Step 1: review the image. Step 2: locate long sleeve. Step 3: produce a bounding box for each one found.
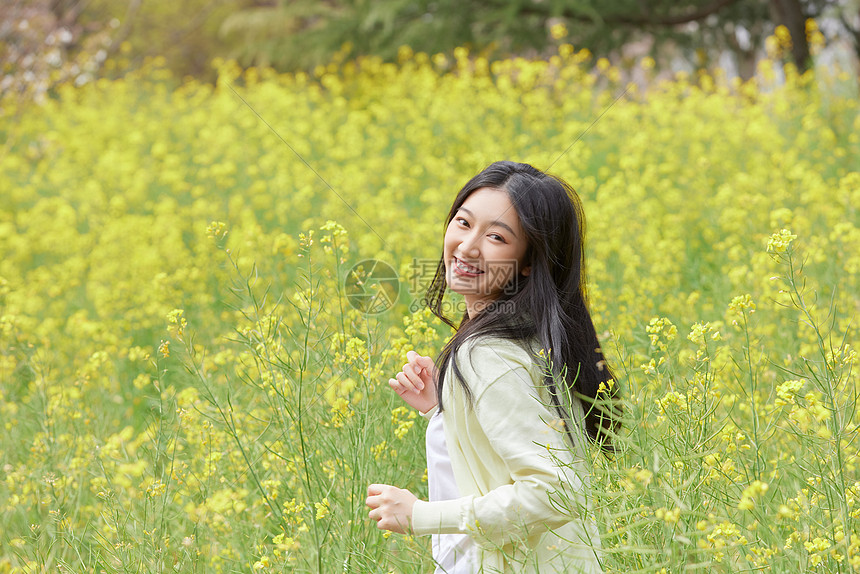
[412,337,594,551]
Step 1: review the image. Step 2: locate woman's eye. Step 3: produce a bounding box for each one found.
[490,234,505,242]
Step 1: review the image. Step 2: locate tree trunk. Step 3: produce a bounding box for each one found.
[726,25,758,81]
[839,9,860,74]
[769,0,811,72]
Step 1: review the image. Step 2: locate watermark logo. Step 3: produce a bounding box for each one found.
[408,296,515,315]
[344,259,400,314]
[406,258,522,296]
[345,258,524,315]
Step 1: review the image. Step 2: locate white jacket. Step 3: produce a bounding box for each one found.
[411,335,604,574]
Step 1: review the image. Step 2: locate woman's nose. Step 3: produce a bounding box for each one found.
[460,233,481,257]
[460,232,481,258]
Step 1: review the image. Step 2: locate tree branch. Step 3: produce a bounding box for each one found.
[105,0,142,59]
[838,12,860,62]
[522,0,744,27]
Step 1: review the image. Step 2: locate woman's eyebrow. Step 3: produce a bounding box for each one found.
[457,207,518,238]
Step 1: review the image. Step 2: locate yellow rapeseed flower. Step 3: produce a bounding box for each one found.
[314,498,330,520]
[767,229,797,253]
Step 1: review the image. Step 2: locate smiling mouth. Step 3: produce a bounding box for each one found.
[453,256,484,274]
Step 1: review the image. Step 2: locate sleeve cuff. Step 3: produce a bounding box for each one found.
[419,404,439,420]
[411,497,471,535]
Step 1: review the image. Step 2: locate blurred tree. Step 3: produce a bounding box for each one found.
[3,0,857,97]
[0,0,118,102]
[1,0,241,102]
[84,0,240,77]
[770,0,812,68]
[834,0,860,63]
[218,0,857,77]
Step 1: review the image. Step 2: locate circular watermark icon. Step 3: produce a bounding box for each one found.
[344,259,400,314]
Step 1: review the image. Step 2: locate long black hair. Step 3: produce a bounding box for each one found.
[426,160,621,454]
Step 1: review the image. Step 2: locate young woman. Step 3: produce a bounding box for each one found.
[366,161,619,573]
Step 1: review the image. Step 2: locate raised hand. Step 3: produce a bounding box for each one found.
[388,350,438,413]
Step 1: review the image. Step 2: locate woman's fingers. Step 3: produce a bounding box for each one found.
[417,354,436,375]
[366,483,388,521]
[405,363,425,390]
[407,350,433,371]
[389,376,417,397]
[389,351,438,409]
[396,364,423,393]
[366,485,382,522]
[406,351,437,384]
[366,483,386,505]
[364,484,417,534]
[388,377,401,393]
[390,372,422,393]
[390,376,437,412]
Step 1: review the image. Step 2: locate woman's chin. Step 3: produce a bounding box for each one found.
[445,281,481,297]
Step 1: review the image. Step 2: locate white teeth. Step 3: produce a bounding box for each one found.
[455,258,482,274]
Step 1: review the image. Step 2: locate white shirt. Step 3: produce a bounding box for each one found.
[413,336,604,574]
[426,410,478,573]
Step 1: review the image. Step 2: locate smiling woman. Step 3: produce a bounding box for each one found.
[369,161,621,573]
[444,187,532,318]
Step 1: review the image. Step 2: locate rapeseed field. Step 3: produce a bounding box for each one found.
[1,39,859,572]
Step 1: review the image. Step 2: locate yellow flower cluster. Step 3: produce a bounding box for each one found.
[738,480,769,510]
[766,228,797,254]
[727,294,756,327]
[391,406,417,440]
[654,506,681,524]
[646,317,677,349]
[775,379,804,406]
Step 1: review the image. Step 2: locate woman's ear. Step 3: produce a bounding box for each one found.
[521,264,531,277]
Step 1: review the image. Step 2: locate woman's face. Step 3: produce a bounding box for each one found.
[443,187,530,317]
